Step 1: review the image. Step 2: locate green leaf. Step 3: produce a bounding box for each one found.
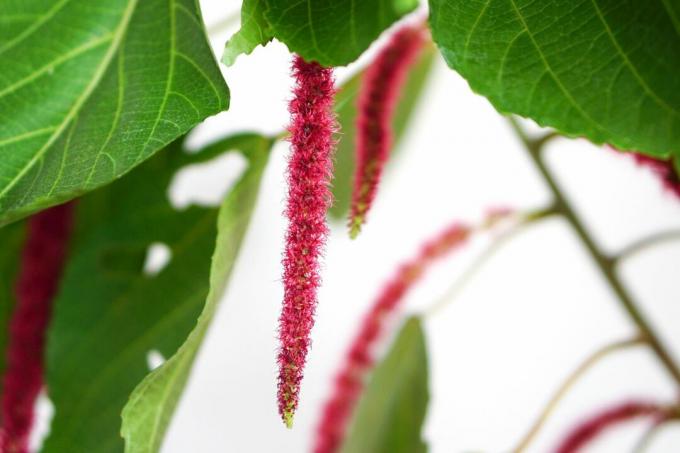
[429,0,680,158]
[330,44,436,220]
[44,134,271,452]
[0,0,229,226]
[341,316,430,453]
[0,222,25,396]
[221,0,273,66]
[225,0,418,67]
[120,137,271,453]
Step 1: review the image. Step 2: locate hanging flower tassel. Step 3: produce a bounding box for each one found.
[313,209,518,453]
[278,55,337,428]
[348,23,427,238]
[631,153,680,199]
[0,203,74,453]
[554,399,670,453]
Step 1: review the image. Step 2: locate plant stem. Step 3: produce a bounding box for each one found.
[508,117,680,386]
[614,229,680,263]
[206,11,240,37]
[512,337,645,453]
[425,209,555,317]
[632,417,680,453]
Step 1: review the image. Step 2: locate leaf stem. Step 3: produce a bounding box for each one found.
[511,337,645,453]
[508,116,680,387]
[206,11,241,37]
[632,415,680,453]
[425,208,555,317]
[614,229,680,264]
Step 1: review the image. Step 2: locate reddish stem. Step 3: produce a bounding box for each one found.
[0,203,74,453]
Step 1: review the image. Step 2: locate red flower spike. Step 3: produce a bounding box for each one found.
[348,23,428,238]
[0,203,74,453]
[278,55,338,428]
[555,400,669,453]
[632,153,680,199]
[313,221,474,453]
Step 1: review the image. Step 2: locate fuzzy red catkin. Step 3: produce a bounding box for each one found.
[348,23,427,238]
[554,400,668,453]
[278,55,337,428]
[313,221,473,453]
[0,203,74,453]
[631,153,680,199]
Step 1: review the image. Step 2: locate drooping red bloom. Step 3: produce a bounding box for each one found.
[313,221,475,453]
[0,203,74,453]
[631,153,680,198]
[554,400,669,453]
[278,55,337,427]
[348,23,427,238]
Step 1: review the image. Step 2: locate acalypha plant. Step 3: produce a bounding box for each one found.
[0,1,679,452]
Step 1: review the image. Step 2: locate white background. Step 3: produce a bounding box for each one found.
[157,2,680,452]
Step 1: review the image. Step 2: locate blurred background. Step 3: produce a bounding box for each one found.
[131,1,680,451]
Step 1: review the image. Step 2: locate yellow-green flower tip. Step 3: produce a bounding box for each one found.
[348,216,363,240]
[283,410,295,429]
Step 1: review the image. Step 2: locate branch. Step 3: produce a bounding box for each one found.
[633,416,680,453]
[508,116,680,386]
[614,230,680,263]
[425,208,556,317]
[511,337,645,453]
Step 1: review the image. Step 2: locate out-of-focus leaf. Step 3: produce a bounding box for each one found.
[429,0,680,159]
[222,0,273,66]
[331,44,436,220]
[0,0,229,226]
[341,316,430,453]
[44,134,272,453]
[0,222,25,396]
[120,136,271,453]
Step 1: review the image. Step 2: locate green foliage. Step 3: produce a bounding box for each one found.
[120,136,272,453]
[429,0,680,158]
[331,44,437,219]
[43,134,271,452]
[0,222,25,397]
[223,0,419,67]
[0,0,229,226]
[222,0,273,66]
[342,317,430,453]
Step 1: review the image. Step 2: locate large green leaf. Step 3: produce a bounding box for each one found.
[0,0,229,226]
[223,0,419,67]
[0,222,25,397]
[44,134,271,452]
[331,43,436,220]
[341,316,430,453]
[429,0,680,158]
[120,137,271,453]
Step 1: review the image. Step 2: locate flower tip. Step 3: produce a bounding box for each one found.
[348,217,363,239]
[283,410,295,429]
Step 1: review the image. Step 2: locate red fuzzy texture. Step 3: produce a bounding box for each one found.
[632,153,680,198]
[348,23,427,238]
[555,400,668,453]
[313,221,472,453]
[0,203,74,453]
[278,55,337,427]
